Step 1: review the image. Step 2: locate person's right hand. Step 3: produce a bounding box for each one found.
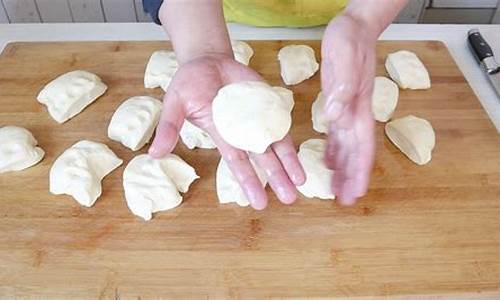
[148,53,306,210]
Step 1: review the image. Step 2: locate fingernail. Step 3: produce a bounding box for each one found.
[277,185,296,204]
[291,172,306,186]
[339,179,358,206]
[245,187,267,210]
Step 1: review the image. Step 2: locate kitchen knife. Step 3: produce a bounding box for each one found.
[467,29,500,98]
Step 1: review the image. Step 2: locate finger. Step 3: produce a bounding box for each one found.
[251,147,297,205]
[202,122,268,210]
[271,135,305,186]
[352,106,375,199]
[149,90,185,158]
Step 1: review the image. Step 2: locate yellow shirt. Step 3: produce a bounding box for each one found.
[223,0,348,27]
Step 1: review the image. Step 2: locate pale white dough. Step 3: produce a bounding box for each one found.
[311,91,328,134]
[372,76,399,122]
[0,126,45,173]
[37,70,107,123]
[385,50,431,90]
[179,120,216,150]
[278,45,319,85]
[385,115,435,165]
[216,158,267,207]
[107,96,162,151]
[50,140,122,207]
[231,40,254,66]
[144,50,179,92]
[123,154,199,221]
[212,81,294,154]
[297,139,335,200]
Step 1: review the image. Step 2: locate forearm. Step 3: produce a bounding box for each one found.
[342,0,408,37]
[159,0,232,64]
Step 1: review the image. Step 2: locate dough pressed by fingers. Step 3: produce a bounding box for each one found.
[179,120,216,150]
[144,50,179,92]
[311,91,328,134]
[0,126,45,173]
[107,96,162,151]
[49,140,122,207]
[231,40,254,66]
[297,139,335,200]
[385,50,431,90]
[216,157,267,207]
[212,81,294,154]
[372,76,399,122]
[385,115,435,165]
[278,45,319,85]
[37,70,107,123]
[123,154,199,221]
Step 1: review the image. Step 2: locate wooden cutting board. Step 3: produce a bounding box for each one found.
[0,40,499,299]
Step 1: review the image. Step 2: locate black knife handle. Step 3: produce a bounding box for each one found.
[468,29,500,74]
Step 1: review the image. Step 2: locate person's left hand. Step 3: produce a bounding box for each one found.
[320,13,377,205]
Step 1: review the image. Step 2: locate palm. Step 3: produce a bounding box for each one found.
[149,54,305,210]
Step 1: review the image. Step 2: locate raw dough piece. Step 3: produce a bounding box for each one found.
[37,70,107,123]
[385,115,435,165]
[311,91,328,134]
[212,81,294,153]
[372,76,399,122]
[144,50,179,92]
[107,96,162,151]
[179,120,216,150]
[0,126,45,173]
[50,140,122,207]
[231,40,254,66]
[278,45,319,85]
[297,139,335,200]
[123,154,199,221]
[385,50,431,90]
[216,158,267,207]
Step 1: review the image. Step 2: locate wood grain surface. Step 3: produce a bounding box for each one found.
[0,40,499,299]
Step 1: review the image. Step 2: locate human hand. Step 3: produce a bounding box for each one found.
[148,54,305,210]
[321,14,377,205]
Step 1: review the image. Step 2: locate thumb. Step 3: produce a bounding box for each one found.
[149,90,186,158]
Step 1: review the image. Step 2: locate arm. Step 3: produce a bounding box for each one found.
[158,0,233,64]
[321,0,407,205]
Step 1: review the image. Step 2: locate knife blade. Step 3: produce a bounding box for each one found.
[467,29,500,98]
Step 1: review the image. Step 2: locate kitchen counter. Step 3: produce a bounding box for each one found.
[1,23,499,132]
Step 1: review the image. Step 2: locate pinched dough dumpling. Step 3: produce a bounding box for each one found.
[123,154,199,221]
[385,115,435,165]
[107,96,162,151]
[385,50,431,90]
[0,126,45,173]
[144,50,179,92]
[212,81,294,154]
[37,70,107,123]
[278,45,319,85]
[179,120,216,150]
[216,158,266,207]
[50,140,122,207]
[372,76,399,122]
[311,91,328,134]
[297,139,335,200]
[231,40,254,66]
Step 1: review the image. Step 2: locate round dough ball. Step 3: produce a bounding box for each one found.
[278,45,319,85]
[0,126,45,173]
[297,139,335,200]
[372,76,399,122]
[212,81,294,154]
[385,115,435,165]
